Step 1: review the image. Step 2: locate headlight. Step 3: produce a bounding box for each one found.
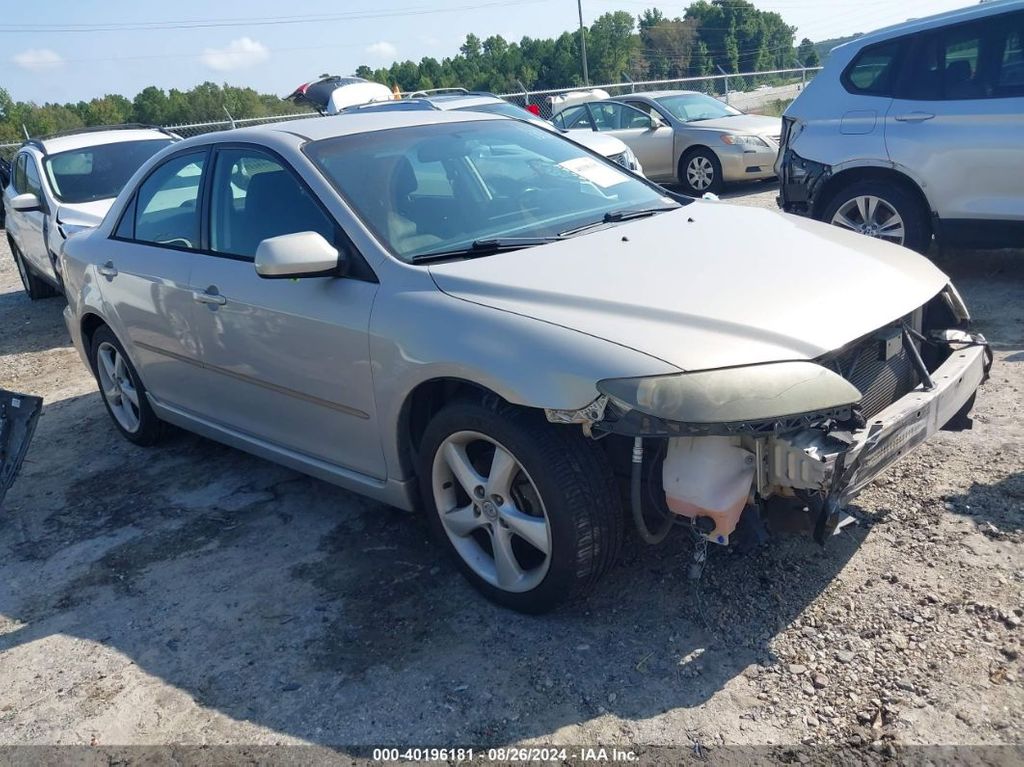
[58,222,94,239]
[609,148,640,171]
[720,134,769,148]
[597,362,861,425]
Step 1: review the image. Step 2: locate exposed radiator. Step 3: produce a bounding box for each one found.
[828,324,920,419]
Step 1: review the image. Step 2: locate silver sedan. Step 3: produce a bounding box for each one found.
[61,110,987,613]
[553,90,782,195]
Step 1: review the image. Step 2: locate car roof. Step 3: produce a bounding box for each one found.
[34,128,173,155]
[834,0,1023,50]
[621,90,702,100]
[175,109,503,149]
[423,93,505,109]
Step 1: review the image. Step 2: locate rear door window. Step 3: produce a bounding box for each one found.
[898,13,1019,100]
[553,105,592,130]
[996,13,1024,96]
[132,152,206,249]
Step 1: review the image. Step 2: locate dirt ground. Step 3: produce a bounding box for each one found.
[1,184,1022,757]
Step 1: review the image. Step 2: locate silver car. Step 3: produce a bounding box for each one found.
[552,91,781,195]
[777,0,1024,253]
[62,111,989,613]
[3,126,176,299]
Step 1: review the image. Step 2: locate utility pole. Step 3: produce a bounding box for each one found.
[577,0,589,86]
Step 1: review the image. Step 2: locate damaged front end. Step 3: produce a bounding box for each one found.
[0,390,43,507]
[551,285,992,547]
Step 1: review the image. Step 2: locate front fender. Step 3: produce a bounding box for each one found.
[370,289,679,479]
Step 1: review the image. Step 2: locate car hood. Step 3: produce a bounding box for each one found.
[428,202,949,372]
[564,130,629,157]
[56,199,113,228]
[686,113,781,137]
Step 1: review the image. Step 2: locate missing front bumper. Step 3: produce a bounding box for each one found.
[767,335,989,541]
[629,332,988,546]
[0,389,43,507]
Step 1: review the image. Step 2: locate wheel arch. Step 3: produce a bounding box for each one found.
[397,377,509,481]
[678,143,716,174]
[812,165,933,222]
[80,312,109,368]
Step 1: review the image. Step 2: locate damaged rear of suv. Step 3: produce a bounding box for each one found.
[777,0,1024,254]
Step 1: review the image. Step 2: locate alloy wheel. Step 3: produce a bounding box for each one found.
[432,431,552,593]
[96,341,141,433]
[830,195,906,245]
[686,155,715,191]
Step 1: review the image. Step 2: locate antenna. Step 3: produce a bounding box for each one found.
[22,124,30,140]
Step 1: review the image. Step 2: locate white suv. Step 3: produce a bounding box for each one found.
[3,125,176,298]
[777,0,1024,253]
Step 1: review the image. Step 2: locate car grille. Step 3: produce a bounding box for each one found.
[825,324,920,419]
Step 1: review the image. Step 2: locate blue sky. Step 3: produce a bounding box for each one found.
[3,0,974,103]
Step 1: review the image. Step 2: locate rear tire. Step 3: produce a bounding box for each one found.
[9,238,58,300]
[821,180,932,254]
[418,398,623,613]
[89,326,163,446]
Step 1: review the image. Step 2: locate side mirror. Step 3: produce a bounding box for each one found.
[10,193,42,212]
[649,115,667,130]
[254,231,346,279]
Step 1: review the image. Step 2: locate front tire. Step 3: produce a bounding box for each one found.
[679,147,723,196]
[821,180,931,254]
[89,326,163,446]
[418,399,623,613]
[9,239,59,300]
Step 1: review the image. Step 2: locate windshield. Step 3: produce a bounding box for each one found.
[44,139,174,204]
[655,93,742,122]
[306,120,679,262]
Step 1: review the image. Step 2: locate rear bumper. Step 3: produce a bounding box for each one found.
[775,148,831,216]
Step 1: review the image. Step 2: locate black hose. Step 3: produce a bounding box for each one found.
[631,437,673,545]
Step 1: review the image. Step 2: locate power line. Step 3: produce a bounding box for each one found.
[0,0,545,33]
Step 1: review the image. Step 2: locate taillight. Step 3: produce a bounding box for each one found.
[526,104,541,116]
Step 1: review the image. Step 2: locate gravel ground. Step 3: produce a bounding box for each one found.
[0,184,1021,757]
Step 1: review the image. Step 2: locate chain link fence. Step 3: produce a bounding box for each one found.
[162,109,319,139]
[497,67,820,120]
[0,67,819,161]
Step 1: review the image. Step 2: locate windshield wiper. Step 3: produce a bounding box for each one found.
[558,206,679,237]
[411,237,561,263]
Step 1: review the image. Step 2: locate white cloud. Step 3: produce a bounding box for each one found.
[365,41,398,60]
[13,48,63,72]
[200,37,269,72]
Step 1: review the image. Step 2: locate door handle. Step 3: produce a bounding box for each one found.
[894,112,935,123]
[193,288,227,306]
[98,261,118,278]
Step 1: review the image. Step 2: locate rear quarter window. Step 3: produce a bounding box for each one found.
[842,39,906,96]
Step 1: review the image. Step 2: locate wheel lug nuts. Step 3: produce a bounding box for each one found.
[474,486,485,499]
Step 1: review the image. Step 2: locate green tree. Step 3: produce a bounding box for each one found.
[798,38,821,68]
[586,12,637,83]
